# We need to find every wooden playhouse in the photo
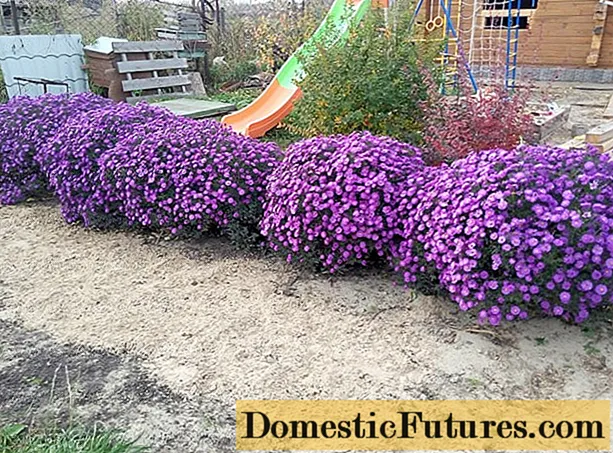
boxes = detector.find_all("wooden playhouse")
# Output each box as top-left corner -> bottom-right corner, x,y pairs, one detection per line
415,0 -> 613,83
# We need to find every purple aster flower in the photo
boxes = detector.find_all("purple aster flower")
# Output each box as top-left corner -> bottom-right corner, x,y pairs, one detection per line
579,280 -> 594,292
595,284 -> 608,296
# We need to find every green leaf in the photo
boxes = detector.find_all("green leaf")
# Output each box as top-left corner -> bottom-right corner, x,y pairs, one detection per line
1,423 -> 27,440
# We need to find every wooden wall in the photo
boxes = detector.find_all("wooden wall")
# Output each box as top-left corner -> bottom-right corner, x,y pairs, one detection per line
517,0 -> 609,68
447,0 -> 613,69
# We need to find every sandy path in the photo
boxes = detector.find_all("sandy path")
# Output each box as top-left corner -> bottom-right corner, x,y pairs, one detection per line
1,202 -> 612,451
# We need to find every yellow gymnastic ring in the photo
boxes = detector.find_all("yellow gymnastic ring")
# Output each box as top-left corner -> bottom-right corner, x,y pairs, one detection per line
425,20 -> 436,32
433,16 -> 444,28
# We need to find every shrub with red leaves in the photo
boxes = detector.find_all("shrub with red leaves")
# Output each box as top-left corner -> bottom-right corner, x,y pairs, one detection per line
420,70 -> 535,164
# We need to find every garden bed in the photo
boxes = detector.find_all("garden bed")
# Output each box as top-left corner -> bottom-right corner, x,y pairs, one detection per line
1,202 -> 612,451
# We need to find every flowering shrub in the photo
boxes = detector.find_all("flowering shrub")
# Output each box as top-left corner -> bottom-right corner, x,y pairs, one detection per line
3,92 -> 611,328
392,145 -> 613,324
39,102 -> 176,227
100,118 -> 281,247
0,93 -> 111,205
288,5 -> 436,143
261,132 -> 424,271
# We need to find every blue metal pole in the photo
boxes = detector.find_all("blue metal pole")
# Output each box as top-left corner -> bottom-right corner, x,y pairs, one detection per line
505,0 -> 513,88
512,2 -> 522,87
439,0 -> 478,93
446,0 -> 454,92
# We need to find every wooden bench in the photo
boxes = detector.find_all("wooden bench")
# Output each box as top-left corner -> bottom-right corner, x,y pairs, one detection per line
112,40 -> 192,103
111,40 -> 235,118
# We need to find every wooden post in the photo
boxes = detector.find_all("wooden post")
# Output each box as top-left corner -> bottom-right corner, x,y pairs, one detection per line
425,0 -> 433,21
9,0 -> 20,35
214,0 -> 221,27
220,7 -> 225,34
586,3 -> 608,67
0,5 -> 6,33
196,53 -> 211,90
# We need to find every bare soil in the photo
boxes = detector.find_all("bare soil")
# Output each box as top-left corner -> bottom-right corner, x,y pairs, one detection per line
1,200 -> 612,452
0,318 -> 228,451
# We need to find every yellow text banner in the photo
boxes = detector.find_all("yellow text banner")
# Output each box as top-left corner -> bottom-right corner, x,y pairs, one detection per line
236,400 -> 610,451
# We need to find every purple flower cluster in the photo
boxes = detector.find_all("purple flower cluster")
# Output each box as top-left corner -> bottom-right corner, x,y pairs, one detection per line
1,93 -> 280,247
100,116 -> 280,243
39,102 -> 176,227
3,93 -> 613,325
261,132 -> 424,271
0,93 -> 111,205
392,145 -> 613,324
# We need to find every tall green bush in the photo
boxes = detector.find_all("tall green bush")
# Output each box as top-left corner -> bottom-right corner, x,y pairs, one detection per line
117,0 -> 165,42
209,0 -> 329,86
287,3 -> 440,143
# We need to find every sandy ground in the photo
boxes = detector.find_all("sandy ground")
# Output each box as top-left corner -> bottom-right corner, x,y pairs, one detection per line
539,82 -> 613,145
1,200 -> 613,452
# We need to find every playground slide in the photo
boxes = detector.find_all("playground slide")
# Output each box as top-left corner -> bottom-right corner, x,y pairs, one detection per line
221,0 -> 372,138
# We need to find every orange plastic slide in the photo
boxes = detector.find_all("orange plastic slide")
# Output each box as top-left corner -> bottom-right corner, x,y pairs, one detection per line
222,0 -> 372,138
222,81 -> 302,139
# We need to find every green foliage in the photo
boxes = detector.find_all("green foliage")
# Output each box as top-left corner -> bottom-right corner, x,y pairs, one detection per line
117,0 -> 165,42
209,0 -> 328,85
210,60 -> 261,87
1,424 -> 27,445
261,127 -> 303,149
288,3 -> 440,143
248,1 -> 326,71
210,88 -> 261,110
0,70 -> 7,104
0,425 -> 147,453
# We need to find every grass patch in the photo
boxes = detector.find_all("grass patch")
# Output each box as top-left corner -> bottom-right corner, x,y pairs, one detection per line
261,126 -> 303,149
0,424 -> 147,453
209,88 -> 261,110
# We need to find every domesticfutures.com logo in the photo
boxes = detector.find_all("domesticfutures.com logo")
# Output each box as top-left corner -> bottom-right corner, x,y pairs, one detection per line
235,400 -> 610,451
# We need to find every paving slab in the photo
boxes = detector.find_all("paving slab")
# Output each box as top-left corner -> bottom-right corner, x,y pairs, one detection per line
153,98 -> 236,119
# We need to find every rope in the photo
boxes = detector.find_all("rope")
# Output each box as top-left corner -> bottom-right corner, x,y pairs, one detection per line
414,0 -> 524,88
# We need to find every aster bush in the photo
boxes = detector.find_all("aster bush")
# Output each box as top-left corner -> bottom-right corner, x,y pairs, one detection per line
0,93 -> 111,205
39,102 -> 176,227
100,118 -> 281,247
261,131 -> 424,272
392,145 -> 613,325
